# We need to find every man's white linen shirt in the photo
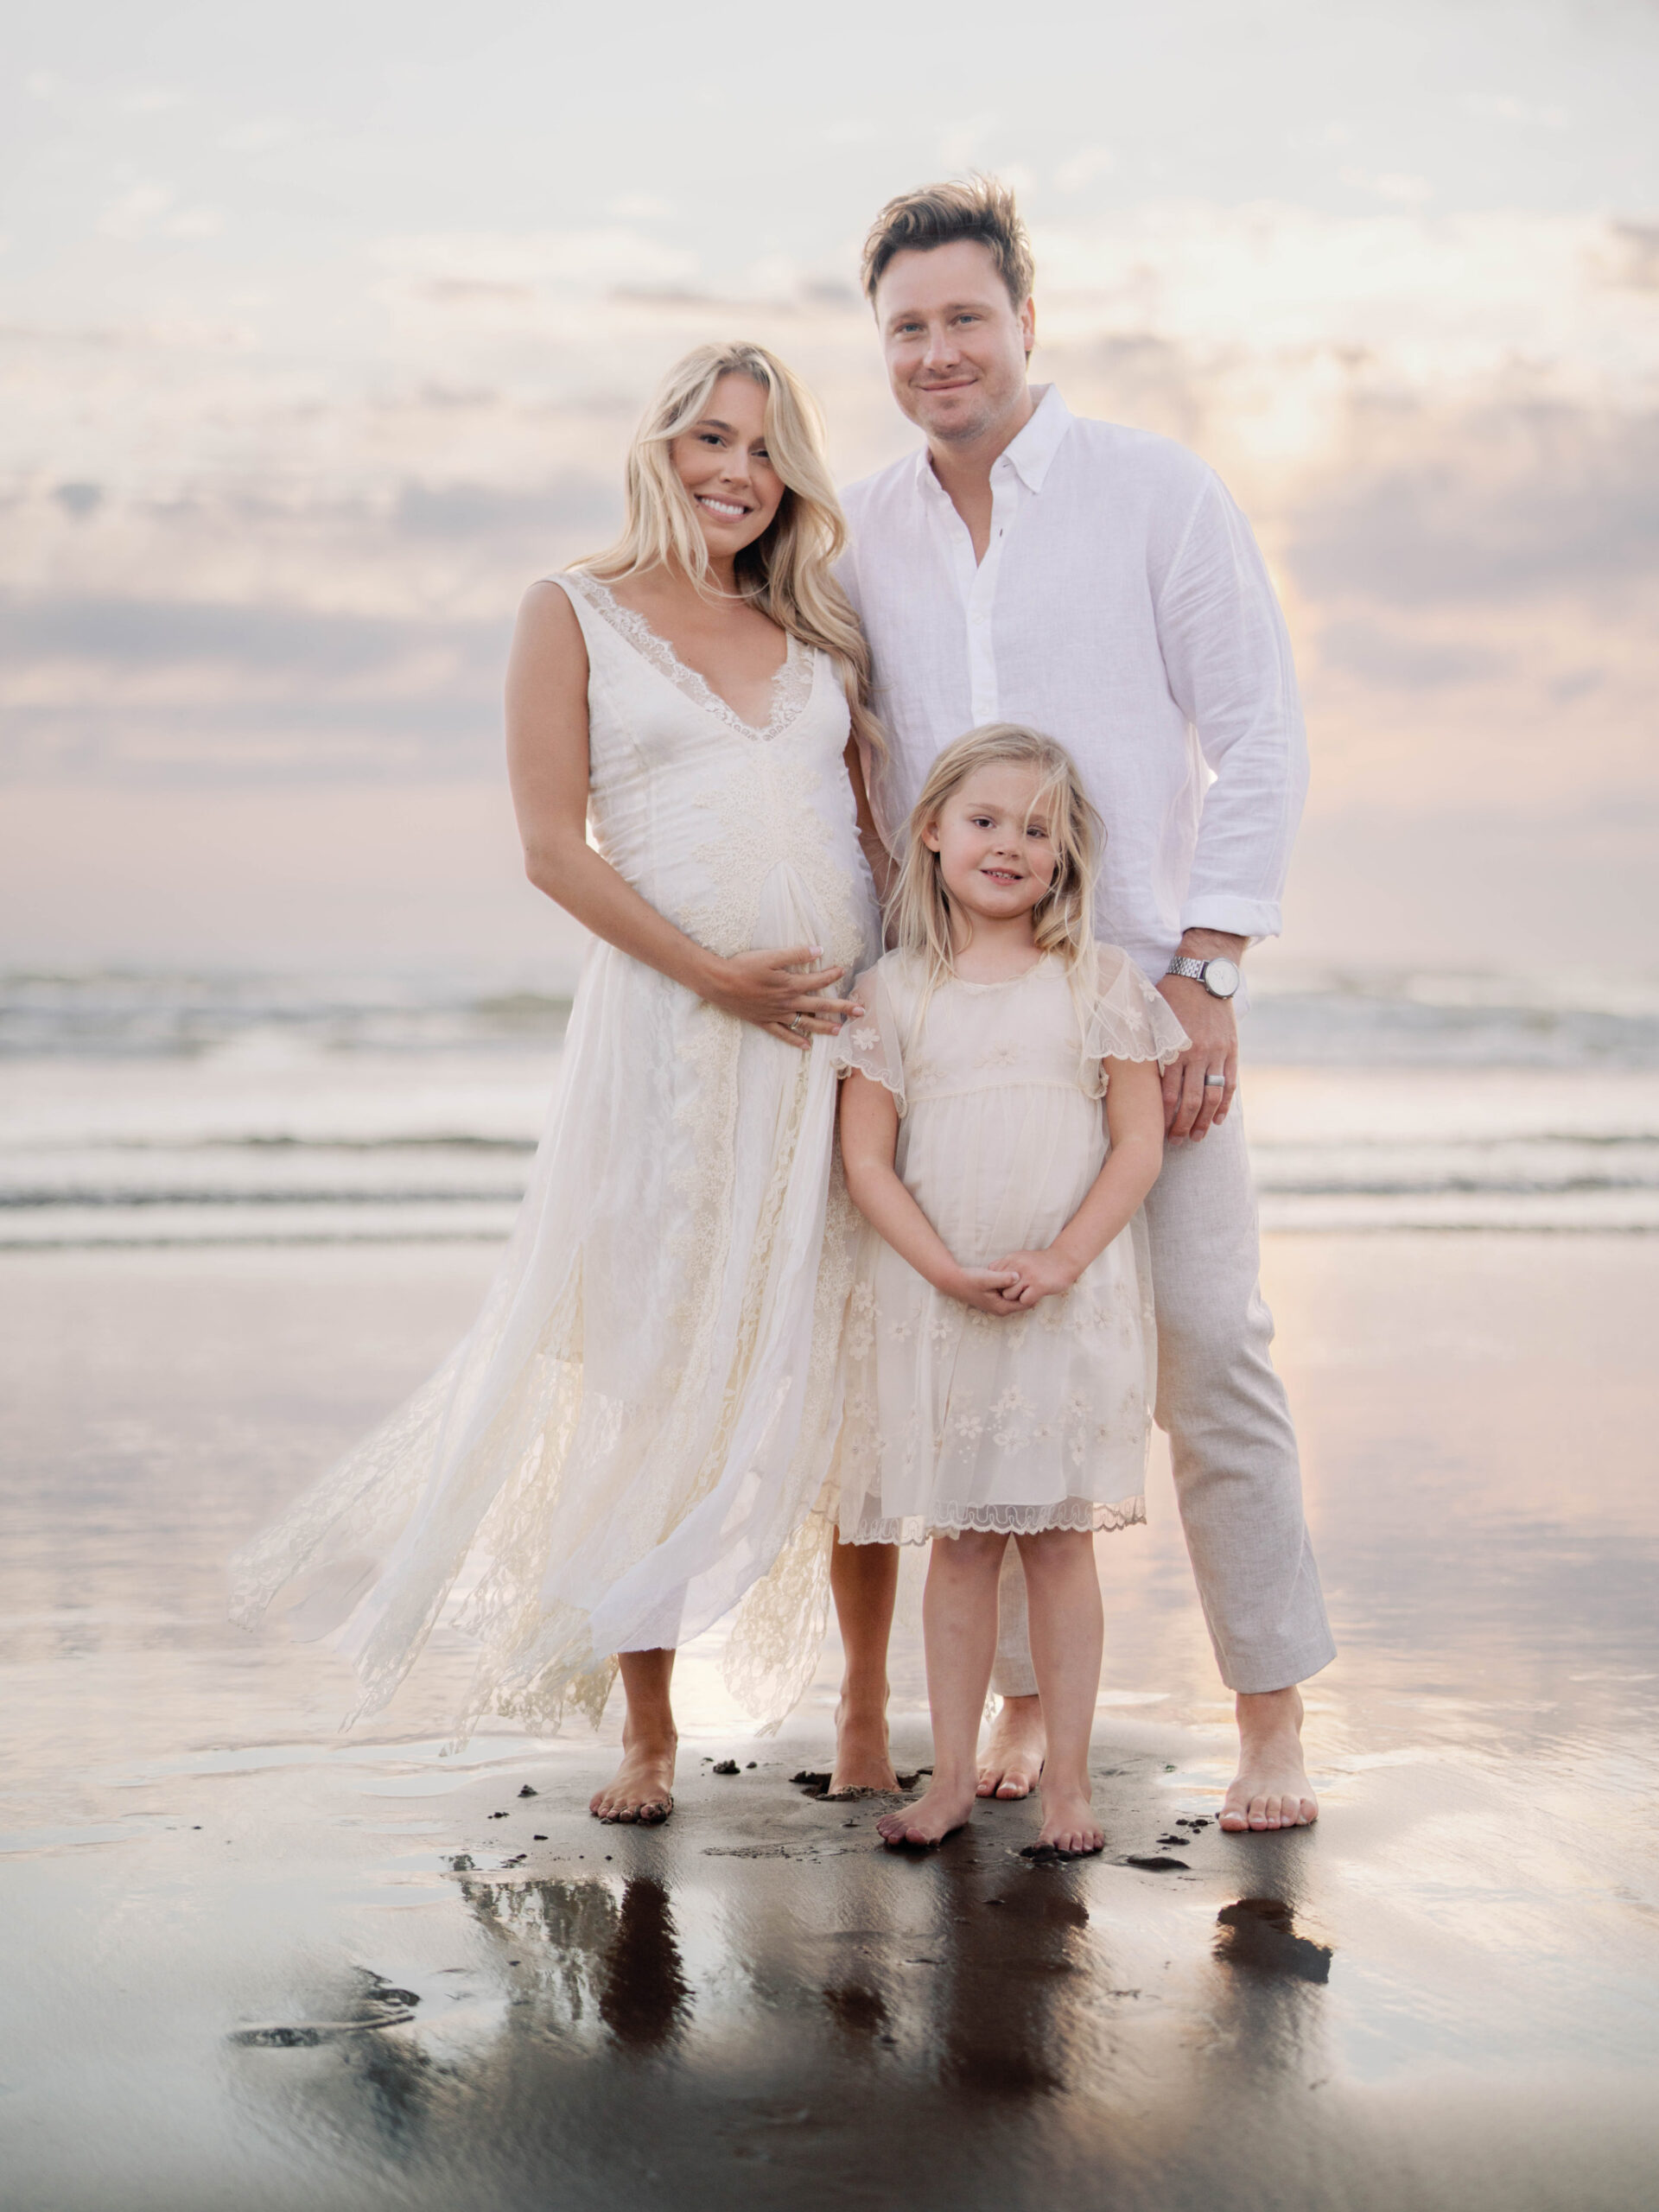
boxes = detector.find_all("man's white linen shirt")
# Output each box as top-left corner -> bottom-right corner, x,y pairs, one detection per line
838,385 -> 1308,982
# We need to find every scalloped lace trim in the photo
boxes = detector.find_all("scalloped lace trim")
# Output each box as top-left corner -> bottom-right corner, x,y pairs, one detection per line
569,570 -> 815,743
840,1496 -> 1146,1546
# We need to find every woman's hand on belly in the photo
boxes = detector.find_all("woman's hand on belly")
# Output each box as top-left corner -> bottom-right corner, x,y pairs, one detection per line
694,944 -> 863,1052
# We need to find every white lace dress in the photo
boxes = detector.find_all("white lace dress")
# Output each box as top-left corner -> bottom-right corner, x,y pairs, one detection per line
829,947 -> 1187,1546
231,571 -> 879,1735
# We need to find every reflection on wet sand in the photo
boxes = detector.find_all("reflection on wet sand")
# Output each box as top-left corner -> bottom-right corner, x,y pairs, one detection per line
601,1878 -> 693,2049
928,1847 -> 1087,2099
461,1872 -> 692,2050
1215,1896 -> 1333,1986
5,1236 -> 1659,2211
262,1808 -> 1351,2212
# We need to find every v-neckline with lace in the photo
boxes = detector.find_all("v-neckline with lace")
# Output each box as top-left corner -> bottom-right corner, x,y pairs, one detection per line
569,570 -> 817,743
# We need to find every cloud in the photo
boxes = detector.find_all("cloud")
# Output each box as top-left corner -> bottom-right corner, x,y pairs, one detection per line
375,227 -> 701,296
1610,222 -> 1659,292
1314,618 -> 1510,689
1463,92 -> 1570,130
1286,404 -> 1659,604
1033,205 -> 1654,413
1054,148 -> 1116,194
391,475 -> 616,542
1338,168 -> 1433,206
0,592 -> 480,677
0,591 -> 513,784
97,183 -> 226,243
53,483 -> 105,521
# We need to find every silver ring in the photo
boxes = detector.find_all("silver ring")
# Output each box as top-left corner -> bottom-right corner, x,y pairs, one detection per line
1203,1073 -> 1226,1087
791,1014 -> 805,1034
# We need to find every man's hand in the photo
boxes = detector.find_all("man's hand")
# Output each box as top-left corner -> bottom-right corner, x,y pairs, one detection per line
1157,930 -> 1246,1141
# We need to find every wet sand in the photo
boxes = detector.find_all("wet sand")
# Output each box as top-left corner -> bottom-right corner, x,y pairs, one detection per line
3,1234 -> 1657,2210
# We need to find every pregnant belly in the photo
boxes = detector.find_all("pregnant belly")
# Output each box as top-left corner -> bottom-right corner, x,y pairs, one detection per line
617,850 -> 870,969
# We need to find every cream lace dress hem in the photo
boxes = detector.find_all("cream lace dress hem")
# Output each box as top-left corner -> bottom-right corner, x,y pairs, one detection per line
828,946 -> 1187,1548
230,570 -> 879,1739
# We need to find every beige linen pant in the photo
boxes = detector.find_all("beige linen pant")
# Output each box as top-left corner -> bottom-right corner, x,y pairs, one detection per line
992,1101 -> 1335,1698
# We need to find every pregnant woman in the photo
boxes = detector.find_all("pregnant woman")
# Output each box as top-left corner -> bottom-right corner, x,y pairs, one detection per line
232,342 -> 886,1823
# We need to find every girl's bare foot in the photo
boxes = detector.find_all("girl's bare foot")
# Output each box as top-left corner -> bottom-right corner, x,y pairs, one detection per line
976,1692 -> 1046,1798
830,1693 -> 900,1796
876,1781 -> 976,1848
589,1732 -> 677,1824
1035,1780 -> 1103,1855
1220,1684 -> 1319,1832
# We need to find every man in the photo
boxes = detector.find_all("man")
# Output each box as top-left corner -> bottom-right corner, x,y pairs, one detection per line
829,177 -> 1333,1833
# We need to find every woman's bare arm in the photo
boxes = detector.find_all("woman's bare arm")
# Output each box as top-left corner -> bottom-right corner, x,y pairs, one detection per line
838,1071 -> 1019,1315
843,737 -> 895,910
993,1058 -> 1166,1306
505,581 -> 860,1046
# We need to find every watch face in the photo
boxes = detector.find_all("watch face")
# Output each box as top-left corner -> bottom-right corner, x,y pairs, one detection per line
1204,958 -> 1241,999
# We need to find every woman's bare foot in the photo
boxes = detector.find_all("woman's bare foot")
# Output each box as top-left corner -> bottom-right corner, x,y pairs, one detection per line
830,1692 -> 899,1796
1220,1685 -> 1319,1832
876,1780 -> 976,1849
1034,1779 -> 1103,1856
976,1693 -> 1046,1799
589,1731 -> 677,1824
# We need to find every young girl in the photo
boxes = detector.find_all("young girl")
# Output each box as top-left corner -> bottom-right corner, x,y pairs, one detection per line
830,724 -> 1188,1855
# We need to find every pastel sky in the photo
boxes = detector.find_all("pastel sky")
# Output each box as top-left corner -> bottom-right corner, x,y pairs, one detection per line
3,0 -> 1656,985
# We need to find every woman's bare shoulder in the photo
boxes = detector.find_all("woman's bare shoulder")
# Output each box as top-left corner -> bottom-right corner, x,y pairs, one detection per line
512,575 -> 589,664
519,574 -> 584,626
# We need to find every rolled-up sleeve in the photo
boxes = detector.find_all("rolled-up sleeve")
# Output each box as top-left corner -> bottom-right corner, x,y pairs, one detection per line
1155,472 -> 1308,944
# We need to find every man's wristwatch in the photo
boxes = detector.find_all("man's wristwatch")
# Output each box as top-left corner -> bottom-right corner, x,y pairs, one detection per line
1166,955 -> 1241,1000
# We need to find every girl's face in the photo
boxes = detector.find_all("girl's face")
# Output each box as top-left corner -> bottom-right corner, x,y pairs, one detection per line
923,760 -> 1060,931
668,372 -> 787,563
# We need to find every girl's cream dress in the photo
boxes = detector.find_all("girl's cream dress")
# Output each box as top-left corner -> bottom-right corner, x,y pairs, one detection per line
829,946 -> 1186,1545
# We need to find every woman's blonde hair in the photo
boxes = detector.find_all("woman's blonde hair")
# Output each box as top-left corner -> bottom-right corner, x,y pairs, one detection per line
888,723 -> 1101,985
577,340 -> 880,760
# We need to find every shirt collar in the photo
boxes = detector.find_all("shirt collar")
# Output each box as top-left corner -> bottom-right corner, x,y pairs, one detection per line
912,382 -> 1072,500
1001,383 -> 1072,489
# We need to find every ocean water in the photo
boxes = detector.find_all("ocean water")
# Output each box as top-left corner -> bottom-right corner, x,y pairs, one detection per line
3,964 -> 1657,1248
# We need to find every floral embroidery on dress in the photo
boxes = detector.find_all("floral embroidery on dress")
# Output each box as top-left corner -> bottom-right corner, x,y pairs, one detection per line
844,1281 -> 878,1363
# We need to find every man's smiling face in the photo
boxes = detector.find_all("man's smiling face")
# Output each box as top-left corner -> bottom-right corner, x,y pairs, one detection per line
874,238 -> 1034,448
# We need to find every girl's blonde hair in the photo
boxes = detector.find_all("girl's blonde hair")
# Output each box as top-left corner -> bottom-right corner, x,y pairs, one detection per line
577,340 -> 881,761
889,723 -> 1102,984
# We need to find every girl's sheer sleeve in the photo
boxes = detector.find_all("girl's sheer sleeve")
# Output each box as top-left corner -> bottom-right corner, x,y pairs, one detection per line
827,963 -> 907,1115
1079,946 -> 1190,1096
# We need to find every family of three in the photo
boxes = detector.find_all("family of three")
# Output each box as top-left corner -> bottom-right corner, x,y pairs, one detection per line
232,176 -> 1334,1853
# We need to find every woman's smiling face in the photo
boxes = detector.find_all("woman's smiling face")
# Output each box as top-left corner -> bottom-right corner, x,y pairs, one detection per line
668,372 -> 786,559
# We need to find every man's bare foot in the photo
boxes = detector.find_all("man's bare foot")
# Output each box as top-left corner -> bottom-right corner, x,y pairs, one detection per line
1220,1685 -> 1319,1832
876,1781 -> 976,1849
589,1732 -> 677,1825
976,1693 -> 1046,1799
830,1692 -> 899,1796
1035,1780 -> 1103,1856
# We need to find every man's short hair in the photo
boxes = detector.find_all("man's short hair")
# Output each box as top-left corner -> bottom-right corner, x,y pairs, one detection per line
860,175 -> 1034,310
